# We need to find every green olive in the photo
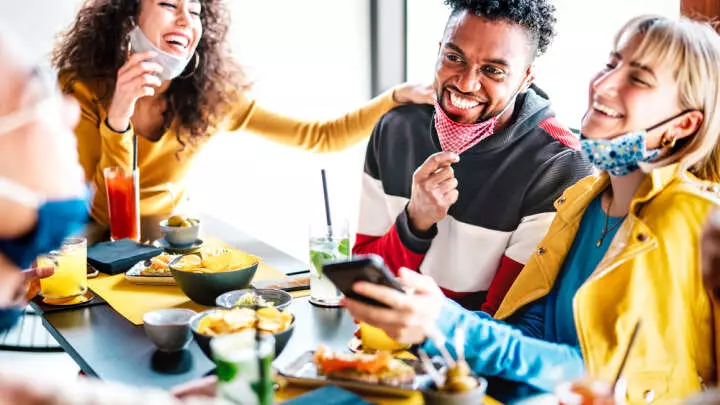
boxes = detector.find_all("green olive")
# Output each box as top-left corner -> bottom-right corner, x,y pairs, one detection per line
444,376 -> 478,393
167,215 -> 184,227
446,361 -> 471,380
167,215 -> 197,227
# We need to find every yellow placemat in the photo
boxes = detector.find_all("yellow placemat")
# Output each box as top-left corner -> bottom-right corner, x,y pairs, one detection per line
88,237 -> 295,325
276,385 -> 503,405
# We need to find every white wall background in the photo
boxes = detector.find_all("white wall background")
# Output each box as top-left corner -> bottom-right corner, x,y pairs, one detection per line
2,0 -> 681,262
1,0 -> 372,263
407,0 -> 681,128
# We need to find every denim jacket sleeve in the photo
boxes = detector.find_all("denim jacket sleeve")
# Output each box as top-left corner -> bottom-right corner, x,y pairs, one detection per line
421,299 -> 584,392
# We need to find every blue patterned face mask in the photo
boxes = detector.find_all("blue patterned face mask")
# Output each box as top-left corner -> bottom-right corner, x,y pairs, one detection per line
581,131 -> 660,177
580,110 -> 694,177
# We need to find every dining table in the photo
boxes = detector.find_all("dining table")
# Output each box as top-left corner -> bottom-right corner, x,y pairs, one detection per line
29,214 -> 543,404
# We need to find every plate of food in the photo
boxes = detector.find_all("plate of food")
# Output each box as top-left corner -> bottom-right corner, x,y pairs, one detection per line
124,253 -> 179,285
278,345 -> 439,398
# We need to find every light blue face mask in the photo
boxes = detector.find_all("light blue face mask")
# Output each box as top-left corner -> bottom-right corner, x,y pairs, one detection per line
127,26 -> 193,81
0,186 -> 89,334
0,307 -> 23,333
0,90 -> 91,270
580,110 -> 692,177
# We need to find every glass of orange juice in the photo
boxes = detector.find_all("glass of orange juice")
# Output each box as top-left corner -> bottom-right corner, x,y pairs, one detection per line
37,237 -> 88,301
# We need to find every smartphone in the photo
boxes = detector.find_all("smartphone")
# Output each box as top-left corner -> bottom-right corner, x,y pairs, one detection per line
322,254 -> 404,308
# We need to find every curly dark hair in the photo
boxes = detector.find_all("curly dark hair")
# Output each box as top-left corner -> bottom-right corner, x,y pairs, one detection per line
52,0 -> 247,152
444,0 -> 557,59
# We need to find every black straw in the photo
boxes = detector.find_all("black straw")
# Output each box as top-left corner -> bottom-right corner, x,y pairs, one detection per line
132,135 -> 138,172
612,321 -> 641,389
320,169 -> 333,238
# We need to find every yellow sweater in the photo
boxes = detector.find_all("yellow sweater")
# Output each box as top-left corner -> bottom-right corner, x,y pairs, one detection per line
59,75 -> 400,225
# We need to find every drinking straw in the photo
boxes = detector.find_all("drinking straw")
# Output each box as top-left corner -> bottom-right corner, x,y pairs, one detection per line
132,135 -> 138,172
320,169 -> 333,238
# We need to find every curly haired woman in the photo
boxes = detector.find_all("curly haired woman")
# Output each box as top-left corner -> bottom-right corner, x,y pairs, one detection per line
52,0 -> 431,230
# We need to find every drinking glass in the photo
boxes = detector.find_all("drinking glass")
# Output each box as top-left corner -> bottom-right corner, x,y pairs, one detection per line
309,220 -> 350,307
37,237 -> 88,301
104,166 -> 140,241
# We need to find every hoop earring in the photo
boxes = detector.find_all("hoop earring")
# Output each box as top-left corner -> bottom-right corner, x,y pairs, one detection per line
179,53 -> 200,79
660,132 -> 677,148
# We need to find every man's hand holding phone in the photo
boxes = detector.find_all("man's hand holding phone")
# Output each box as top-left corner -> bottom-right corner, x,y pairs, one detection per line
342,267 -> 445,345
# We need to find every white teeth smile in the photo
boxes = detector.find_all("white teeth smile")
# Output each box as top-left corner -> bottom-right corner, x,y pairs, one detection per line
449,92 -> 481,110
164,34 -> 189,48
593,101 -> 623,118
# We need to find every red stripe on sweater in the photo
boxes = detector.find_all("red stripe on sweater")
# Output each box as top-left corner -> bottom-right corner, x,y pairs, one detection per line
354,232 -> 523,315
353,226 -> 426,275
538,117 -> 580,150
480,255 -> 525,316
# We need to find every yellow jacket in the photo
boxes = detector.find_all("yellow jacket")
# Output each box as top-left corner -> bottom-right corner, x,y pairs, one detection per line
496,164 -> 720,404
58,74 -> 401,225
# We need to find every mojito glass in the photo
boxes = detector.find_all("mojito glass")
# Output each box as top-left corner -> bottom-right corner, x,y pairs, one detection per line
309,220 -> 349,307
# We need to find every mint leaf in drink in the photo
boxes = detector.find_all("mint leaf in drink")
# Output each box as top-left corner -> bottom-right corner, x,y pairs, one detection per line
310,250 -> 333,275
338,238 -> 350,257
215,359 -> 238,382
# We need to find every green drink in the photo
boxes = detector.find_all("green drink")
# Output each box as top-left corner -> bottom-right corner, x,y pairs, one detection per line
309,221 -> 349,307
211,330 -> 274,405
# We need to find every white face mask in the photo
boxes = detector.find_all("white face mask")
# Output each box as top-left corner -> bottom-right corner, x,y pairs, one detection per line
127,26 -> 193,81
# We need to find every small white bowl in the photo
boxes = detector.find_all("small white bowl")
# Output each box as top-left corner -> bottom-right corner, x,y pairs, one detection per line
143,308 -> 196,352
159,219 -> 200,247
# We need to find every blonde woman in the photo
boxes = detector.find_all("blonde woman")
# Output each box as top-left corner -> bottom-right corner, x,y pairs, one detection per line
344,15 -> 720,403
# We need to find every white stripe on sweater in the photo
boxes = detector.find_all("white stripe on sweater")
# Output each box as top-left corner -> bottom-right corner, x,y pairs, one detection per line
419,216 -> 511,292
356,173 -> 554,292
505,212 -> 555,264
356,173 -> 406,236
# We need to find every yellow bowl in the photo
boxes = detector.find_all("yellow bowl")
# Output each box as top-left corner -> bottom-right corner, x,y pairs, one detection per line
359,322 -> 411,352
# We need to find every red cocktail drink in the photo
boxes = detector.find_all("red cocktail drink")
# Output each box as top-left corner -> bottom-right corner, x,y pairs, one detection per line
104,167 -> 140,241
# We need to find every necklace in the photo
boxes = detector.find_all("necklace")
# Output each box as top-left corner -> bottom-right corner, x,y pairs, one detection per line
596,195 -> 627,247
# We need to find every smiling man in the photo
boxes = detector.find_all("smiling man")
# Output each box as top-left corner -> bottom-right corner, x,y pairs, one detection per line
353,0 -> 593,314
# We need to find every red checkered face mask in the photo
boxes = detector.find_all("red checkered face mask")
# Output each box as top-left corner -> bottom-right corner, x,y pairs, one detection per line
433,99 -> 501,155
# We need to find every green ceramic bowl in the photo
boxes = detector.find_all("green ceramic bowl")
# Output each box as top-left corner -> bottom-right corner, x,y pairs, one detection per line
169,255 -> 259,306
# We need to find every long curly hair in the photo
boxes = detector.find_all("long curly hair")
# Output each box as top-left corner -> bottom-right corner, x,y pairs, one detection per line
52,0 -> 247,152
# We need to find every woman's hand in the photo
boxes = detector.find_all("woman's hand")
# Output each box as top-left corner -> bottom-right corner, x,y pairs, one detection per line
106,51 -> 163,132
0,372 -> 51,405
343,267 -> 445,344
21,265 -> 55,304
0,253 -> 55,307
170,375 -> 217,399
393,83 -> 434,105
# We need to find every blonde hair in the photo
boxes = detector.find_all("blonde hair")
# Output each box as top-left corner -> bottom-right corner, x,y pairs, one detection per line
615,16 -> 720,181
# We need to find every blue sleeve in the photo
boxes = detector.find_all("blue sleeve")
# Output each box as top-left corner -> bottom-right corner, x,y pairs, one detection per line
421,299 -> 584,392
506,297 -> 546,339
0,199 -> 87,268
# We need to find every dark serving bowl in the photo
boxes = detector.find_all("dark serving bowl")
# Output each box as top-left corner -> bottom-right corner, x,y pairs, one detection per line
169,255 -> 259,306
189,308 -> 295,360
